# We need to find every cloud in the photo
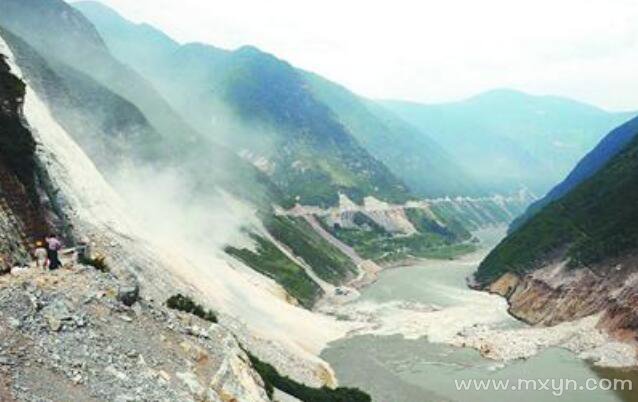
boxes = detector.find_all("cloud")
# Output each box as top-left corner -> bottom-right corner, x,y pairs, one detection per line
85,0 -> 638,110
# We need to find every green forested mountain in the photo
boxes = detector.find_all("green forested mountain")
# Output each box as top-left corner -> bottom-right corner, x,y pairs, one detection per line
75,0 -> 484,204
511,115 -> 638,230
476,118 -> 638,285
302,72 -> 484,197
383,90 -> 634,194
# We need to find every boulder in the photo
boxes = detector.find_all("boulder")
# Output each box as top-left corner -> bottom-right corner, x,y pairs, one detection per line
117,284 -> 139,307
42,299 -> 73,332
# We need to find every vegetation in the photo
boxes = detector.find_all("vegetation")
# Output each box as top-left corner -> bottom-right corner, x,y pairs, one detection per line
166,293 -> 218,323
319,210 -> 475,263
265,215 -> 358,285
79,255 -> 109,273
477,132 -> 638,285
304,71 -> 484,198
360,232 -> 475,263
221,48 -> 412,207
405,208 -> 471,241
247,352 -> 371,402
511,115 -> 638,231
225,215 -> 364,307
225,233 -> 323,308
428,203 -> 479,231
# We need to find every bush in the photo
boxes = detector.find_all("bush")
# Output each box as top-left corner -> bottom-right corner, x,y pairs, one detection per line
247,352 -> 371,402
79,255 -> 109,273
166,293 -> 217,323
225,234 -> 322,308
265,215 -> 358,284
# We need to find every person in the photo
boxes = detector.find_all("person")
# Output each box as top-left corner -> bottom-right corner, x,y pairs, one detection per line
34,240 -> 48,270
45,234 -> 62,270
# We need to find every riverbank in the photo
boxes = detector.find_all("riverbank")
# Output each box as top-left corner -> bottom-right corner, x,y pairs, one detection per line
319,227 -> 638,401
483,263 -> 638,367
314,226 -> 498,309
319,225 -> 637,372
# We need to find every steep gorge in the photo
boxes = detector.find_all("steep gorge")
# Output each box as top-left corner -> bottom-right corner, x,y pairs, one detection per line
477,116 -> 638,359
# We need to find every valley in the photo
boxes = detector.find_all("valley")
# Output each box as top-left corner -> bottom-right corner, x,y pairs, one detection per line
321,228 -> 637,402
0,0 -> 637,401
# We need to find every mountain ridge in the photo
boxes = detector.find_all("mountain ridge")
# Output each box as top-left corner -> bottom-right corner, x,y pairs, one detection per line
382,92 -> 634,195
474,114 -> 638,353
74,0 -> 485,203
511,115 -> 638,229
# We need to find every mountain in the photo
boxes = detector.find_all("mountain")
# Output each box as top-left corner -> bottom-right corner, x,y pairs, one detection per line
2,0 -> 492,318
301,72 -> 484,197
475,116 -> 638,344
0,0 -> 287,209
210,45 -> 412,206
382,90 -> 634,194
511,115 -> 638,229
75,1 -> 482,204
0,0 -> 357,312
74,1 -> 409,207
0,0 -> 196,147
0,33 -> 372,401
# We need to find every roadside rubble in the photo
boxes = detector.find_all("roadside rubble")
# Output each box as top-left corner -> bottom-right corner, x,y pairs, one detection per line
0,265 -> 270,402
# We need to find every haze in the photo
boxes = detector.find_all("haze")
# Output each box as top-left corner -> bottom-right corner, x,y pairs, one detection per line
81,0 -> 638,111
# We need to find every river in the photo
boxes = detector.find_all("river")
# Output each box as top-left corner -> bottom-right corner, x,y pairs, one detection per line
321,227 -> 637,402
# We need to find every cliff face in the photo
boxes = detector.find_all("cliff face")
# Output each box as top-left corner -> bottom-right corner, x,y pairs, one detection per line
488,258 -> 638,355
0,51 -> 53,270
0,26 -> 353,391
477,113 -> 638,360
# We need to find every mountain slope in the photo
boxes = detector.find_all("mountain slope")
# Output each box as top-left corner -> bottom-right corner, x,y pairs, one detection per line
383,90 -> 634,194
76,1 -> 412,207
2,0 -> 380,321
0,1 -> 286,209
476,129 -> 638,284
474,117 -> 638,346
0,48 -> 52,265
0,27 -> 356,389
75,1 -> 483,203
0,26 -> 163,170
512,115 -> 638,229
1,19 -> 352,315
301,72 -> 483,197
217,46 -> 412,206
0,0 -> 378,321
0,0 -> 199,149
1,36 -> 368,400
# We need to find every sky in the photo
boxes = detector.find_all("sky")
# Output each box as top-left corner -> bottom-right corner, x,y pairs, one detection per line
86,0 -> 638,111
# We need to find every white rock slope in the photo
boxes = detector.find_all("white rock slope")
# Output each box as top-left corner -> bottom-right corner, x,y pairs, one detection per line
0,33 -> 353,388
